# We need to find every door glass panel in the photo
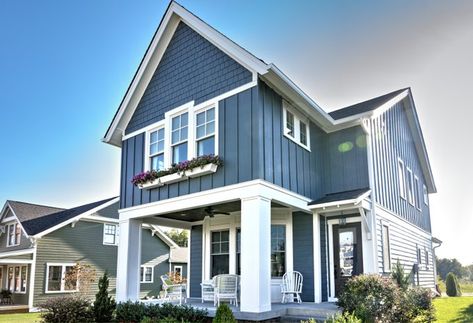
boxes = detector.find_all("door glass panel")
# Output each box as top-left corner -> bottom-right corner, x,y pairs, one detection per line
339,228 -> 356,277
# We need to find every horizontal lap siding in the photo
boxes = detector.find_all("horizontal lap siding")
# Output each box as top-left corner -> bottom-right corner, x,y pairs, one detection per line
292,212 -> 314,302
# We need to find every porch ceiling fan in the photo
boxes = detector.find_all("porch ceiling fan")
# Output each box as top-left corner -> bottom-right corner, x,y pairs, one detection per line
204,206 -> 230,218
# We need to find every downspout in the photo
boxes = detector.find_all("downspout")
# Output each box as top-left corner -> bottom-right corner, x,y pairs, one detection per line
432,237 -> 443,293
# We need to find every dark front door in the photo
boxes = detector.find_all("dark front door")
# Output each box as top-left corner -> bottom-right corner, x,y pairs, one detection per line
333,222 -> 363,297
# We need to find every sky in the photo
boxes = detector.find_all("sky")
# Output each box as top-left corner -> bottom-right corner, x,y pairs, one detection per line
1,1 -> 472,264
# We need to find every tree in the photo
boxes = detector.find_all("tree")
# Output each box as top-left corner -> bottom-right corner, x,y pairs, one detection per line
64,262 -> 96,296
446,272 -> 462,297
93,272 -> 116,322
436,258 -> 465,281
165,229 -> 189,247
391,259 -> 411,291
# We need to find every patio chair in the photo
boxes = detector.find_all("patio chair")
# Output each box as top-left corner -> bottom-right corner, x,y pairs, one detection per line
200,277 -> 216,303
281,271 -> 303,303
213,274 -> 239,307
160,274 -> 186,305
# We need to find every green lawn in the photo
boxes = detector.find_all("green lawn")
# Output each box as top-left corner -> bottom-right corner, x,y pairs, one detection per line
434,296 -> 473,322
0,312 -> 41,323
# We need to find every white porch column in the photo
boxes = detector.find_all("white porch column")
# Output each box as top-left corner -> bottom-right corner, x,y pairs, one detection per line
116,218 -> 142,302
313,212 -> 322,303
240,196 -> 271,313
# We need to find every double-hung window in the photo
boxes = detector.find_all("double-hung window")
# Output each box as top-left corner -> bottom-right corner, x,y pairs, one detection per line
236,228 -> 241,275
171,112 -> 188,164
414,176 -> 421,210
271,225 -> 286,278
285,111 -> 295,137
103,223 -> 119,245
407,168 -> 414,205
7,265 -> 27,293
149,128 -> 165,171
423,184 -> 429,205
195,107 -> 215,156
398,159 -> 406,199
211,230 -> 229,277
46,263 -> 77,293
283,102 -> 310,150
140,266 -> 153,283
300,120 -> 308,146
382,225 -> 391,272
7,223 -> 21,247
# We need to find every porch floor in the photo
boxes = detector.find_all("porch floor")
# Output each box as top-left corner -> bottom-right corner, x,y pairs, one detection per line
0,304 -> 29,314
184,298 -> 340,322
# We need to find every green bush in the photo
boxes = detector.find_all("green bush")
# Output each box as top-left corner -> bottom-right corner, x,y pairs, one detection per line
391,259 -> 411,291
93,272 -> 116,322
337,274 -> 399,322
213,303 -> 236,323
446,272 -> 462,297
325,312 -> 362,323
395,287 -> 435,322
116,302 -> 208,323
116,301 -> 146,323
40,295 -> 93,323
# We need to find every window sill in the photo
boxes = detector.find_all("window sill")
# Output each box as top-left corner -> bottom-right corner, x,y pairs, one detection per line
283,133 -> 311,152
45,290 -> 77,294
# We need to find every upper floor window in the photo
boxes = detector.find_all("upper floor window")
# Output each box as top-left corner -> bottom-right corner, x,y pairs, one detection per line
149,128 -> 165,171
7,223 -> 21,247
171,112 -> 188,164
423,184 -> 429,205
398,159 -> 406,199
283,102 -> 310,150
196,107 -> 215,156
414,176 -> 421,210
103,223 -> 119,246
407,167 -> 414,205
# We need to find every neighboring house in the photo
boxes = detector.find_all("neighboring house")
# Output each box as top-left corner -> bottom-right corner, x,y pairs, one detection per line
102,1 -> 438,314
0,197 -> 187,310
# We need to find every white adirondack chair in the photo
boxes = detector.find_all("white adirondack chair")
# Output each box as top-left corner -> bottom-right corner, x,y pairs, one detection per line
280,271 -> 303,303
160,275 -> 186,305
213,274 -> 239,307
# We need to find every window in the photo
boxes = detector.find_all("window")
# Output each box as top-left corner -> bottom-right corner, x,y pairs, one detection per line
416,246 -> 422,265
174,266 -> 183,276
271,225 -> 286,277
414,176 -> 421,210
6,223 -> 21,247
149,128 -> 165,171
236,228 -> 241,275
195,107 -> 215,156
140,266 -> 153,283
407,168 -> 414,205
103,224 -> 119,245
45,263 -> 77,293
211,230 -> 229,277
283,102 -> 310,150
423,184 -> 429,205
171,112 -> 188,164
424,247 -> 429,266
382,225 -> 391,272
7,265 -> 27,293
398,159 -> 406,199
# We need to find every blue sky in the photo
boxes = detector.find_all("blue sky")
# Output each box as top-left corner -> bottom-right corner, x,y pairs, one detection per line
1,1 -> 472,263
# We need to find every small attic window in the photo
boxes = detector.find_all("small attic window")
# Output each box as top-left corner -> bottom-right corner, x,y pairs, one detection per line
7,223 -> 21,247
283,101 -> 310,151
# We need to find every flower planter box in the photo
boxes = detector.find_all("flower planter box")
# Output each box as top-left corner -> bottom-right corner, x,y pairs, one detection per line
185,163 -> 218,178
138,179 -> 163,190
160,172 -> 187,185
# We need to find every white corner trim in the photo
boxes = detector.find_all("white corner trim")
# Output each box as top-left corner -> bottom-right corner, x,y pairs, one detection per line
28,245 -> 37,309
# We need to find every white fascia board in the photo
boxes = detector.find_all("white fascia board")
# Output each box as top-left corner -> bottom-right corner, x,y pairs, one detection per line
148,224 -> 179,248
308,190 -> 371,210
81,214 -> 119,224
0,248 -> 35,258
0,259 -> 33,265
5,202 -> 30,239
33,197 -> 120,239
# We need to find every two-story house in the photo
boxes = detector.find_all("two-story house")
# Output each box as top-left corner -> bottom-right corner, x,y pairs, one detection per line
102,2 -> 437,315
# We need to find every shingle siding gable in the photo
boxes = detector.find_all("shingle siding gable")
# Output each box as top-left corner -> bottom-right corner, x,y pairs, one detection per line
126,21 -> 253,134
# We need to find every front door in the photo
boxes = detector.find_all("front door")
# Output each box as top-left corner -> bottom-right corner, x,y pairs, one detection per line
333,222 -> 363,297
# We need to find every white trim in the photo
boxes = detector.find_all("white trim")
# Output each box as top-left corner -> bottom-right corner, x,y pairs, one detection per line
6,264 -> 28,294
282,101 -> 311,151
173,265 -> 183,275
45,262 -> 78,294
103,223 -> 119,246
381,222 -> 391,273
1,216 -> 16,224
0,248 -> 34,258
312,212 -> 322,303
406,167 -> 414,206
81,214 -> 119,224
0,259 -> 33,264
148,225 -> 179,248
398,158 -> 406,200
6,223 -> 21,247
423,184 -> 429,206
308,190 -> 371,210
28,245 -> 37,309
414,175 -> 421,211
140,265 -> 154,283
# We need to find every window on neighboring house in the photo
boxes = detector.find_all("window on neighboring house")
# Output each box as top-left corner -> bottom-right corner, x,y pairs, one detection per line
6,223 -> 21,247
414,176 -> 421,210
398,159 -> 406,199
236,228 -> 241,275
140,266 -> 153,283
174,265 -> 183,276
382,225 -> 391,272
195,107 -> 215,156
285,110 -> 295,137
149,128 -> 165,171
171,112 -> 188,164
46,263 -> 77,293
7,265 -> 27,293
407,168 -> 414,205
211,230 -> 229,277
271,225 -> 286,278
103,223 -> 119,245
423,184 -> 429,205
283,102 -> 310,150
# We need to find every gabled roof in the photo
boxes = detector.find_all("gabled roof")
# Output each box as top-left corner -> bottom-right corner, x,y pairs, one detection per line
6,201 -> 64,223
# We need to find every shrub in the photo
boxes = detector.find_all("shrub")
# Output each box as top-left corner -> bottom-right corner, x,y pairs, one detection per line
40,295 -> 93,323
213,303 -> 236,323
325,312 -> 362,323
93,272 -> 116,322
446,272 -> 462,296
391,259 -> 411,291
337,274 -> 399,322
395,287 -> 435,322
116,301 -> 146,323
116,302 -> 207,323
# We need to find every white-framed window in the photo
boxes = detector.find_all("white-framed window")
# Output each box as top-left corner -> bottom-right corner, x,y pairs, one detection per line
382,225 -> 391,272
7,265 -> 27,293
149,127 -> 165,171
174,265 -> 183,276
171,112 -> 189,164
423,184 -> 429,205
271,224 -> 286,278
416,246 -> 422,265
45,263 -> 77,293
424,247 -> 429,266
103,223 -> 119,246
140,266 -> 153,283
6,223 -> 21,247
211,230 -> 230,277
414,176 -> 421,210
195,106 -> 215,156
283,101 -> 310,151
398,158 -> 406,199
407,167 -> 414,205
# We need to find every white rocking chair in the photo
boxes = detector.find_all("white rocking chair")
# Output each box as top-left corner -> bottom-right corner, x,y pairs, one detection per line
281,271 -> 303,303
214,274 -> 239,307
160,275 -> 186,305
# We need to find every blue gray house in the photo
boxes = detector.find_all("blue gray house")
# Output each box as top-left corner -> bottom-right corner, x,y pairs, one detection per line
0,198 -> 187,311
102,1 -> 437,314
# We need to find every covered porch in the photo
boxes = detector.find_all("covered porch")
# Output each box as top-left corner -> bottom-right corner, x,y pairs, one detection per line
0,251 -> 34,309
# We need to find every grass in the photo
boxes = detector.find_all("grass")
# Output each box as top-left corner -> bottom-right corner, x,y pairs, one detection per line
438,279 -> 473,294
0,312 -> 41,322
434,296 -> 473,322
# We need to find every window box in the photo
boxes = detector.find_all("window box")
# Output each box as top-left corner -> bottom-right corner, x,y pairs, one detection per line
185,163 -> 218,178
160,172 -> 187,185
139,179 -> 164,190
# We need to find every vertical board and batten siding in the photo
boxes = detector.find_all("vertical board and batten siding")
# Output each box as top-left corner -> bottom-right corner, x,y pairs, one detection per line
125,21 -> 252,134
189,225 -> 203,298
292,212 -> 314,302
370,100 -> 431,232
